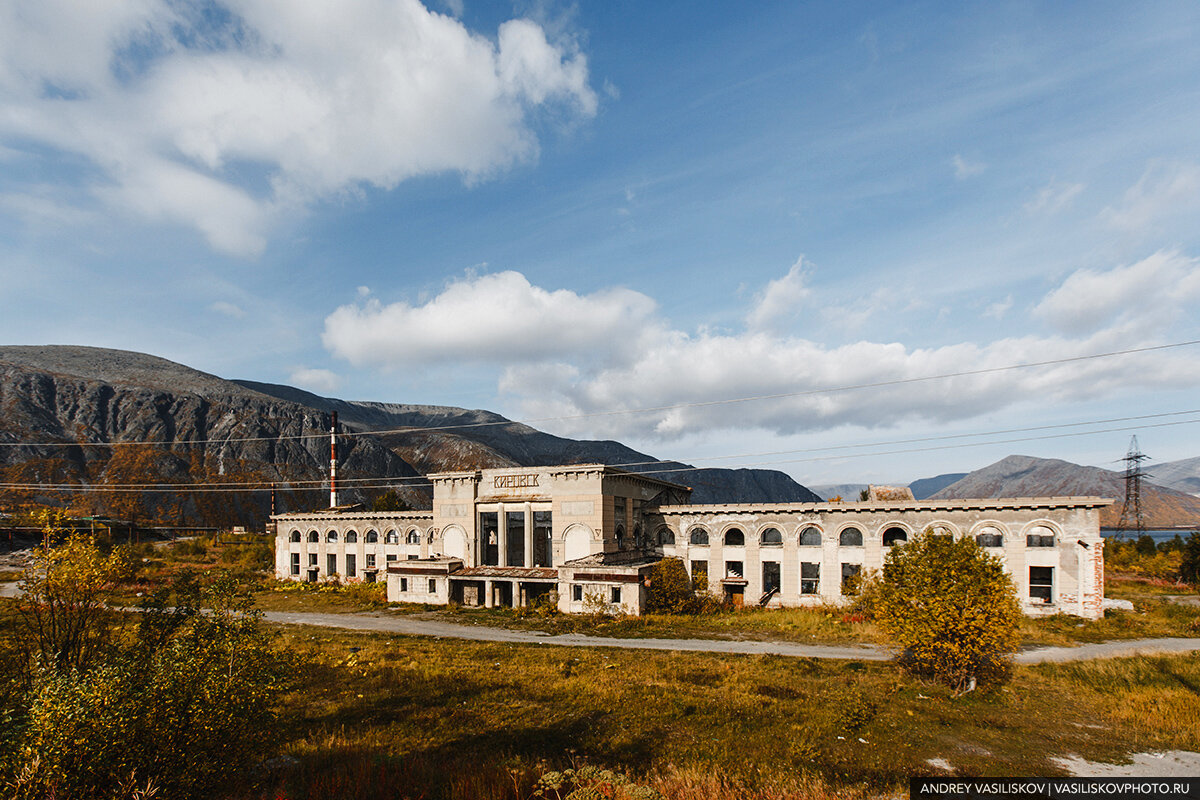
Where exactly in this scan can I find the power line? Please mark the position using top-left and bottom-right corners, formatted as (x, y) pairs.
(0, 338), (1197, 451)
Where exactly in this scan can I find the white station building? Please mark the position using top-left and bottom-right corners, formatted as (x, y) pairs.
(272, 463), (1111, 619)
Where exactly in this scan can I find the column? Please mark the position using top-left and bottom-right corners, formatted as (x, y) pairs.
(498, 503), (507, 567)
(524, 502), (534, 568)
(484, 579), (493, 607)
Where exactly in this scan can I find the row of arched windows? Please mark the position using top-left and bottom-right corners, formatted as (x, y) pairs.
(289, 529), (422, 544)
(668, 523), (1042, 549)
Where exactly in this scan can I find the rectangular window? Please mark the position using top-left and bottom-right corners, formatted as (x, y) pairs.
(841, 563), (862, 596)
(366, 553), (376, 568)
(346, 553), (356, 578)
(801, 562), (820, 594)
(386, 554), (398, 562)
(534, 510), (553, 567)
(429, 578), (437, 594)
(327, 554), (337, 576)
(290, 553), (300, 576)
(1027, 534), (1056, 547)
(400, 577), (408, 592)
(762, 561), (781, 593)
(480, 511), (499, 566)
(308, 553), (318, 567)
(1029, 567), (1054, 603)
(725, 561), (743, 579)
(572, 584), (583, 602)
(690, 560), (708, 580)
(610, 586), (621, 604)
(407, 554), (418, 560)
(506, 511), (525, 567)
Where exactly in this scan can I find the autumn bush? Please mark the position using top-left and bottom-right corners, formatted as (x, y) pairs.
(867, 530), (1021, 691)
(1, 530), (289, 800)
(645, 558), (719, 614)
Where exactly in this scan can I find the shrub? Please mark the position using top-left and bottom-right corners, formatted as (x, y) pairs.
(1181, 532), (1200, 585)
(645, 558), (719, 614)
(868, 529), (1021, 691)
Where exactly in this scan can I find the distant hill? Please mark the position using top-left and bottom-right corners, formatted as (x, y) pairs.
(1147, 456), (1200, 496)
(0, 346), (819, 528)
(930, 454), (1200, 528)
(908, 472), (968, 500)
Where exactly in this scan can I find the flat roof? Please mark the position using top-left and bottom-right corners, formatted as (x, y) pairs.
(657, 496), (1114, 514)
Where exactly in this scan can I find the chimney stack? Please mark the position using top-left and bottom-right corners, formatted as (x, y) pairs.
(329, 411), (339, 508)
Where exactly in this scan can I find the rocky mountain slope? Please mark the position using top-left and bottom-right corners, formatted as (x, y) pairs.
(0, 346), (818, 527)
(1146, 456), (1200, 496)
(930, 454), (1200, 528)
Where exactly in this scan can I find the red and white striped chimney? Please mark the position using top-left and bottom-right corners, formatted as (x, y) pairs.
(329, 411), (339, 508)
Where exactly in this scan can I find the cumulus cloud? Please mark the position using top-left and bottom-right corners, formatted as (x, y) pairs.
(290, 367), (341, 394)
(322, 257), (1200, 441)
(322, 270), (658, 367)
(0, 0), (597, 256)
(1034, 250), (1200, 336)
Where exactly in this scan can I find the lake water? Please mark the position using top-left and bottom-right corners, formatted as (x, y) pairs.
(1101, 528), (1196, 544)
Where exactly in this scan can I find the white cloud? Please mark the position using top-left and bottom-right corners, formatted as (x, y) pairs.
(952, 154), (986, 179)
(209, 301), (246, 319)
(1034, 250), (1200, 336)
(290, 367), (341, 394)
(1103, 161), (1200, 233)
(322, 270), (658, 367)
(0, 0), (597, 256)
(748, 257), (811, 330)
(1025, 181), (1084, 215)
(984, 295), (1012, 320)
(323, 258), (1200, 441)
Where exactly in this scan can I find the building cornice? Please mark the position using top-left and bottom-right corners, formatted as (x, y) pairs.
(656, 497), (1114, 515)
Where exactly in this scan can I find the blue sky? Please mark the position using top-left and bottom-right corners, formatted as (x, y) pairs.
(2, 0), (1200, 486)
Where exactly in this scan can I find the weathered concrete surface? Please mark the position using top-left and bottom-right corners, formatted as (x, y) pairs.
(262, 610), (1200, 664)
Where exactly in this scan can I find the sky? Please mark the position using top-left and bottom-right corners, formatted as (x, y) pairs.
(2, 0), (1200, 487)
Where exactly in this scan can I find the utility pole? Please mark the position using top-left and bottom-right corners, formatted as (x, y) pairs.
(1115, 435), (1150, 537)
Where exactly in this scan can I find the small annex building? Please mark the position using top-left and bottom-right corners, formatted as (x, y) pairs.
(272, 463), (1111, 619)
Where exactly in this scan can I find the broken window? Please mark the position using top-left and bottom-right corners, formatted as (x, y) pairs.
(762, 561), (781, 593)
(657, 527), (675, 546)
(841, 563), (862, 595)
(385, 530), (399, 544)
(799, 526), (822, 546)
(346, 554), (356, 578)
(610, 586), (621, 604)
(290, 530), (301, 543)
(406, 530), (421, 545)
(479, 512), (499, 565)
(532, 510), (553, 567)
(882, 527), (907, 547)
(689, 527), (709, 545)
(725, 561), (743, 579)
(366, 530), (379, 543)
(1027, 526), (1056, 547)
(290, 553), (300, 576)
(760, 527), (783, 546)
(801, 562), (819, 594)
(1029, 566), (1054, 603)
(345, 530), (358, 543)
(326, 531), (338, 543)
(615, 525), (626, 549)
(724, 528), (745, 547)
(691, 560), (708, 581)
(572, 584), (583, 602)
(975, 527), (1003, 548)
(839, 527), (863, 547)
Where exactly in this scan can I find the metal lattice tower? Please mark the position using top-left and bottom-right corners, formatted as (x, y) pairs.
(1115, 435), (1150, 536)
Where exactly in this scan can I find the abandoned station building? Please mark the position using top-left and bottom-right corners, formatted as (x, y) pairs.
(272, 463), (1110, 619)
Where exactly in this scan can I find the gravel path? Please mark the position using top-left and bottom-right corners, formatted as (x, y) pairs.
(262, 610), (1200, 664)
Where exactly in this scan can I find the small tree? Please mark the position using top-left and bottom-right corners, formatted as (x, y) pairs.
(371, 489), (411, 512)
(869, 530), (1021, 691)
(1180, 531), (1200, 585)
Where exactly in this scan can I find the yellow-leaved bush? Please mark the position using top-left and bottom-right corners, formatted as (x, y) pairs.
(866, 529), (1021, 691)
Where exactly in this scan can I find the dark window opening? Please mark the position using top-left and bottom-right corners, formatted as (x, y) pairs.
(572, 584), (583, 602)
(346, 554), (356, 578)
(345, 530), (358, 543)
(976, 530), (1003, 548)
(366, 530), (379, 543)
(327, 554), (337, 576)
(762, 561), (781, 593)
(725, 560), (743, 579)
(724, 528), (745, 547)
(610, 586), (621, 604)
(689, 528), (709, 545)
(839, 528), (863, 547)
(658, 527), (675, 545)
(290, 530), (301, 543)
(290, 553), (300, 576)
(307, 530), (319, 543)
(801, 562), (819, 594)
(799, 526), (822, 546)
(1029, 567), (1054, 603)
(760, 527), (783, 546)
(882, 527), (908, 547)
(480, 512), (499, 566)
(429, 578), (437, 594)
(534, 510), (553, 567)
(691, 560), (708, 582)
(506, 511), (525, 566)
(841, 563), (862, 595)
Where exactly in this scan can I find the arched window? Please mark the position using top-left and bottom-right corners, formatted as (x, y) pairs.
(406, 530), (420, 545)
(930, 524), (954, 538)
(882, 527), (908, 547)
(615, 525), (626, 548)
(290, 530), (301, 543)
(366, 530), (378, 543)
(760, 527), (783, 546)
(975, 527), (1003, 548)
(1026, 526), (1056, 548)
(689, 527), (709, 546)
(799, 526), (822, 546)
(307, 530), (319, 543)
(657, 527), (675, 545)
(633, 525), (643, 547)
(724, 528), (745, 547)
(385, 530), (399, 544)
(345, 530), (358, 543)
(839, 527), (863, 547)
(326, 531), (338, 543)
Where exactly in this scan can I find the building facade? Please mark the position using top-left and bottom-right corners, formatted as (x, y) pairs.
(272, 464), (1110, 619)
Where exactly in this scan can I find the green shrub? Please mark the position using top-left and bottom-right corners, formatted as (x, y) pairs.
(645, 558), (718, 614)
(868, 530), (1021, 691)
(1181, 532), (1200, 585)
